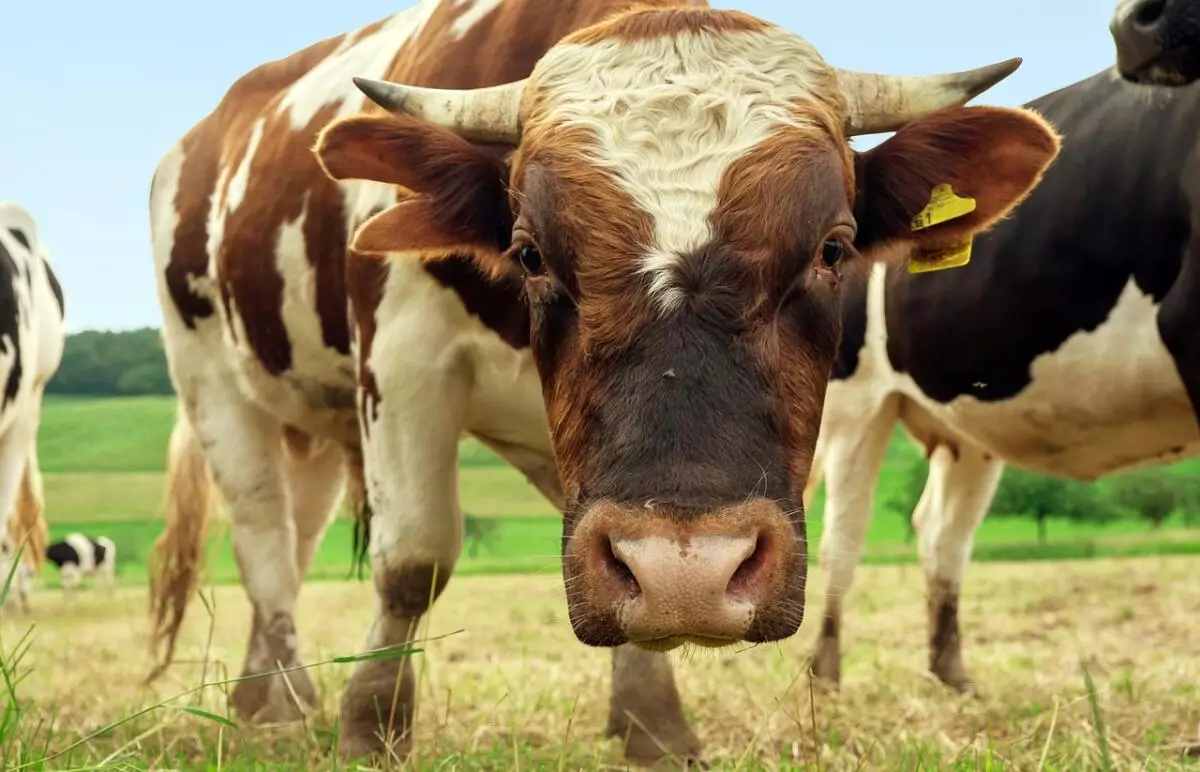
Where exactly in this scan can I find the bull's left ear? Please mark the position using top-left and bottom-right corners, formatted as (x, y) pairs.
(852, 106), (1061, 262)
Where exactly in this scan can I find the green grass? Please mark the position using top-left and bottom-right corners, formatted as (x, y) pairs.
(32, 394), (1200, 588)
(5, 557), (1200, 769)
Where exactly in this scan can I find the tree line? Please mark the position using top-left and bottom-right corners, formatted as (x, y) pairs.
(886, 455), (1200, 542)
(52, 329), (1200, 535)
(48, 328), (174, 396)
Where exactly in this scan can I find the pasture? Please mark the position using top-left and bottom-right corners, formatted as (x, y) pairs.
(4, 557), (1198, 769)
(3, 395), (1199, 769)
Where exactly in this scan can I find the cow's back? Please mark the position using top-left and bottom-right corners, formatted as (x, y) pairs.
(835, 70), (1200, 477)
(150, 0), (659, 444)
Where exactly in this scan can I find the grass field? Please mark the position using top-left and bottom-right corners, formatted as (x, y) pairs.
(33, 395), (1200, 588)
(2, 556), (1198, 769)
(4, 396), (1200, 769)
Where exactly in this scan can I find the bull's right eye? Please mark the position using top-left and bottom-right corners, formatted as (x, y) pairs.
(517, 244), (544, 276)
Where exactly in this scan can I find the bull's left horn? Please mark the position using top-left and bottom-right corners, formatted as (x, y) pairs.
(836, 57), (1022, 136)
(353, 77), (526, 144)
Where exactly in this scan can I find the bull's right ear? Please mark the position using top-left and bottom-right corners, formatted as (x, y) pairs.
(314, 113), (516, 274)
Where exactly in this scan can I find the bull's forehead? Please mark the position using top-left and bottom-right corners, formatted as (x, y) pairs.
(521, 11), (846, 310)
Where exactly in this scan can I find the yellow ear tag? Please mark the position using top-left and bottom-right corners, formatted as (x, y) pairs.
(911, 183), (976, 231)
(908, 239), (973, 274)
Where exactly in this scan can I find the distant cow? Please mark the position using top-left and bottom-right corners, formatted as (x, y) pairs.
(0, 203), (65, 609)
(1112, 0), (1200, 84)
(46, 533), (116, 590)
(145, 0), (1059, 763)
(806, 68), (1200, 709)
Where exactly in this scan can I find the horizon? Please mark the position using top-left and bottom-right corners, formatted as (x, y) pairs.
(4, 0), (1119, 333)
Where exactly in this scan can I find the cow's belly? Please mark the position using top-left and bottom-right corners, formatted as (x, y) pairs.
(215, 292), (359, 446)
(900, 279), (1200, 480)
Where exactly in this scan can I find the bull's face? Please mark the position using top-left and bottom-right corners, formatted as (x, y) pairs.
(317, 7), (1059, 650)
(1112, 0), (1200, 85)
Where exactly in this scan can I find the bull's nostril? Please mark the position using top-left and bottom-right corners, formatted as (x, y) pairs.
(602, 536), (641, 597)
(1134, 0), (1168, 28)
(727, 532), (768, 597)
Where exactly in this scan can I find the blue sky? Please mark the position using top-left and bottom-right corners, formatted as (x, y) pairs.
(1, 0), (1117, 332)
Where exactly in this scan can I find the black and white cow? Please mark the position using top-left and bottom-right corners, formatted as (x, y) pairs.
(805, 69), (1200, 693)
(1112, 0), (1200, 85)
(0, 202), (65, 610)
(45, 533), (116, 590)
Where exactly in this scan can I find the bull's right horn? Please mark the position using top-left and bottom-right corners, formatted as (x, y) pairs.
(353, 77), (526, 144)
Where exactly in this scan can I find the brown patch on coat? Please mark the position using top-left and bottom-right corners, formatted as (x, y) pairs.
(712, 127), (854, 495)
(215, 100), (345, 376)
(567, 3), (759, 46)
(509, 135), (657, 355)
(345, 250), (387, 432)
(165, 32), (347, 335)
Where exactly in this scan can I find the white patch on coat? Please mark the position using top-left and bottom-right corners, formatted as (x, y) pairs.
(451, 0), (504, 39)
(530, 24), (836, 311)
(277, 0), (441, 131)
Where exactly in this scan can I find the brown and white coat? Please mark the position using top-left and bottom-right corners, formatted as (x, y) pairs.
(147, 0), (1059, 763)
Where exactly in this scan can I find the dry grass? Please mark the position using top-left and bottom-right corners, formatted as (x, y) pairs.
(3, 556), (1198, 770)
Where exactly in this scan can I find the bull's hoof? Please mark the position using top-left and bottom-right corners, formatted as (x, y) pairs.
(607, 715), (703, 767)
(337, 727), (411, 764)
(231, 668), (318, 723)
(337, 657), (415, 762)
(930, 650), (974, 694)
(809, 636), (842, 687)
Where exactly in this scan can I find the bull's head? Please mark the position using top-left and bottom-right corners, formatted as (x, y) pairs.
(316, 7), (1059, 650)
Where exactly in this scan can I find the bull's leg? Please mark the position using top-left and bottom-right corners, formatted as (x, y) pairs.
(808, 390), (900, 685)
(338, 328), (470, 762)
(912, 443), (1002, 692)
(188, 392), (315, 723)
(472, 437), (703, 764)
(606, 646), (702, 764)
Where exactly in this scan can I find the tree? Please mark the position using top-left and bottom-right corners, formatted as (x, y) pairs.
(47, 327), (174, 396)
(1107, 468), (1200, 530)
(990, 467), (1116, 544)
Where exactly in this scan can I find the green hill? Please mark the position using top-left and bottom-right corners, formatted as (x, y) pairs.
(28, 395), (1200, 586)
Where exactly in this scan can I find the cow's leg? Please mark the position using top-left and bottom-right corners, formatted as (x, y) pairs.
(281, 428), (346, 581)
(337, 316), (471, 761)
(606, 645), (702, 763)
(95, 539), (117, 593)
(14, 437), (49, 576)
(59, 563), (81, 591)
(912, 443), (1002, 692)
(473, 440), (702, 763)
(0, 411), (37, 580)
(809, 390), (900, 685)
(187, 393), (315, 723)
(1159, 219), (1200, 753)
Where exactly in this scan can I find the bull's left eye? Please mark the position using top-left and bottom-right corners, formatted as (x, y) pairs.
(821, 239), (845, 268)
